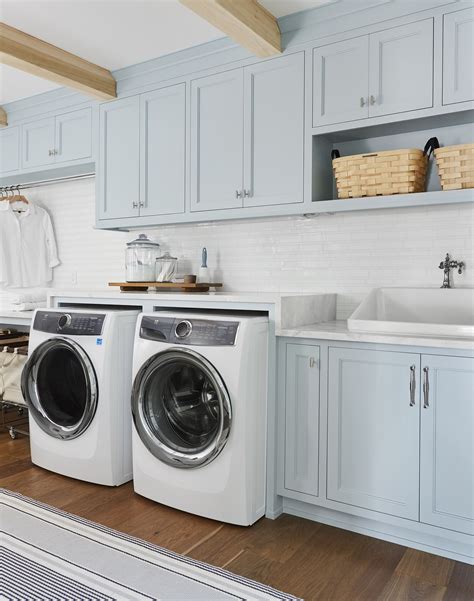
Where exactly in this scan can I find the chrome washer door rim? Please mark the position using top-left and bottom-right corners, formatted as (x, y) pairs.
(132, 348), (232, 469)
(21, 338), (98, 440)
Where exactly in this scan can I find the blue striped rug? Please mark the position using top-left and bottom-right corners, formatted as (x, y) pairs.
(1, 489), (301, 600)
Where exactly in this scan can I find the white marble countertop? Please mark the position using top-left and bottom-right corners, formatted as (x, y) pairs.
(277, 320), (474, 351)
(47, 289), (337, 331)
(0, 310), (35, 327)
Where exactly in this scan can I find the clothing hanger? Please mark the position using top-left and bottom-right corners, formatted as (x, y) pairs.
(8, 185), (28, 205)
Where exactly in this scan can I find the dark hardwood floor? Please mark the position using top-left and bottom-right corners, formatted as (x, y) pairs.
(1, 431), (473, 601)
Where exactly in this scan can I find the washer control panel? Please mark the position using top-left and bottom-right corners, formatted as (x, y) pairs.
(140, 316), (239, 346)
(33, 311), (106, 336)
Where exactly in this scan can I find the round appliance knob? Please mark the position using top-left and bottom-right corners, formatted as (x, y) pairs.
(58, 313), (72, 330)
(175, 320), (192, 339)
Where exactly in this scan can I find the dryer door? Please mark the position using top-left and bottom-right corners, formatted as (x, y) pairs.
(132, 348), (232, 468)
(22, 338), (98, 440)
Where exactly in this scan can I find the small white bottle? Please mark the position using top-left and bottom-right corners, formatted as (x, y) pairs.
(198, 247), (210, 283)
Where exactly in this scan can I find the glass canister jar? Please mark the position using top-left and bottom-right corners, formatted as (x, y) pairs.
(155, 251), (178, 282)
(125, 234), (161, 282)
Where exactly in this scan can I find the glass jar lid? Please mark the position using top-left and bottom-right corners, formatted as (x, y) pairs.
(126, 234), (160, 248)
(156, 251), (177, 261)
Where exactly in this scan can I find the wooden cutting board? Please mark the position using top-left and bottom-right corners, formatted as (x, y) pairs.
(109, 282), (223, 293)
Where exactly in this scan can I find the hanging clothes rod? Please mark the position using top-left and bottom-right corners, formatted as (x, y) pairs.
(0, 172), (95, 192)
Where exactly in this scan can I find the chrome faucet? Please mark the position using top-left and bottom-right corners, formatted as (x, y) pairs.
(439, 253), (464, 288)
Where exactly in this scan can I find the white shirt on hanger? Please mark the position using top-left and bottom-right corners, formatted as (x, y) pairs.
(0, 201), (60, 288)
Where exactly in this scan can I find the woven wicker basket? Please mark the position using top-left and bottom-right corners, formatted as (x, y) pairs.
(331, 143), (434, 199)
(434, 143), (474, 191)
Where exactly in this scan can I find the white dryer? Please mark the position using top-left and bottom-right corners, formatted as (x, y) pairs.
(131, 311), (268, 526)
(22, 308), (139, 486)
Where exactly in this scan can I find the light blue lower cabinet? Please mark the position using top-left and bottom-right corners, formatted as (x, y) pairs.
(420, 354), (474, 535)
(278, 339), (474, 547)
(280, 343), (320, 498)
(327, 347), (421, 520)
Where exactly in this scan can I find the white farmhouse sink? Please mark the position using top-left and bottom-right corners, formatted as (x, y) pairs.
(348, 288), (474, 338)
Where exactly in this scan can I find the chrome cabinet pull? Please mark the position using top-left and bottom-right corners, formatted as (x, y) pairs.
(139, 201), (144, 208)
(423, 367), (430, 408)
(243, 189), (251, 198)
(309, 357), (316, 368)
(360, 97), (367, 107)
(48, 149), (53, 156)
(235, 190), (242, 199)
(409, 365), (416, 406)
(132, 202), (139, 209)
(370, 95), (376, 106)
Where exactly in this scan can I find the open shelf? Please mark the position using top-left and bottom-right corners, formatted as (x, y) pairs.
(306, 188), (473, 215)
(310, 110), (474, 213)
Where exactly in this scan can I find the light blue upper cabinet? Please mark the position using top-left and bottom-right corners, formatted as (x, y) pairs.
(327, 347), (421, 520)
(55, 108), (92, 164)
(443, 7), (474, 105)
(368, 19), (433, 117)
(0, 126), (20, 176)
(22, 117), (55, 169)
(98, 96), (140, 220)
(281, 343), (320, 499)
(420, 354), (474, 536)
(313, 36), (369, 127)
(140, 84), (185, 217)
(243, 53), (304, 207)
(190, 69), (244, 212)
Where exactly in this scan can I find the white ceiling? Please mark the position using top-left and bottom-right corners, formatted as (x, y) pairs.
(0, 0), (333, 105)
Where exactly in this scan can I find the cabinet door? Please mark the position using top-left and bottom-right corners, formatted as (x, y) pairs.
(22, 117), (55, 169)
(368, 19), (433, 117)
(140, 84), (185, 216)
(283, 343), (320, 497)
(243, 53), (304, 207)
(190, 69), (244, 212)
(55, 108), (92, 163)
(0, 126), (20, 175)
(98, 97), (140, 220)
(328, 347), (420, 520)
(443, 8), (474, 105)
(313, 36), (369, 127)
(420, 355), (474, 535)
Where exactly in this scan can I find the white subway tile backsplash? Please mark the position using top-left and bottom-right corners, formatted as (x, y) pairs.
(27, 178), (474, 319)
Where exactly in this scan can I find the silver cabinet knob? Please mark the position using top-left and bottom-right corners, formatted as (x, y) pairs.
(236, 190), (242, 199)
(360, 97), (367, 107)
(370, 95), (376, 106)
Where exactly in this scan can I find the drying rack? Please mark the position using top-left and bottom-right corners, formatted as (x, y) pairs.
(0, 330), (29, 439)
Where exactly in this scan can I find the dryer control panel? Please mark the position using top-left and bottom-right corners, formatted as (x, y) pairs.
(140, 316), (238, 346)
(33, 311), (106, 336)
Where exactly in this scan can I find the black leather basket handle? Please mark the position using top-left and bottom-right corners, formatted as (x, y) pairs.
(331, 149), (341, 160)
(423, 137), (440, 158)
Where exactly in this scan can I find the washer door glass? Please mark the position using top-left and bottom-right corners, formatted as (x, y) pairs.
(132, 349), (232, 468)
(22, 338), (98, 440)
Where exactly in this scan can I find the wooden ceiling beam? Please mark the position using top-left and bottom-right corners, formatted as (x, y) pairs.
(0, 107), (7, 127)
(0, 22), (116, 101)
(179, 0), (281, 58)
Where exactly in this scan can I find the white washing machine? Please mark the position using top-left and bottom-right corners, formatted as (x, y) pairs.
(131, 311), (268, 526)
(22, 308), (139, 486)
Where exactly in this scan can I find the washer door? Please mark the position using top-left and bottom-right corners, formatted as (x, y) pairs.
(22, 338), (98, 440)
(132, 348), (232, 468)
